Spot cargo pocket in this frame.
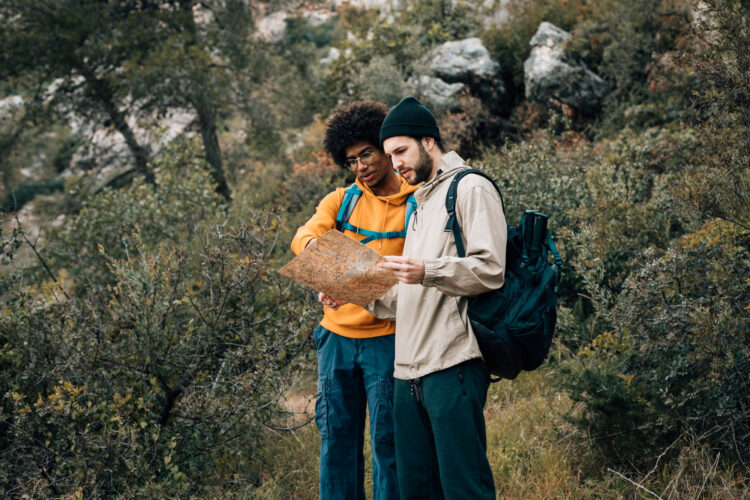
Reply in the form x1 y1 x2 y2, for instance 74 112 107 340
315 376 329 438
312 325 327 350
373 377 395 444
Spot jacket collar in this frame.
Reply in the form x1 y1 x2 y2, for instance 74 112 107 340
415 151 466 203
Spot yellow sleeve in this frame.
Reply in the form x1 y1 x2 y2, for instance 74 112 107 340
290 189 344 255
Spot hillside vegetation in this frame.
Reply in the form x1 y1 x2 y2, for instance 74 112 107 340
1 0 748 497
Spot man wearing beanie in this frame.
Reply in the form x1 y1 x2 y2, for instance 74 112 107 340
291 100 417 500
373 96 506 498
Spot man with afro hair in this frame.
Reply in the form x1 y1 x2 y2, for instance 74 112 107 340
291 100 417 500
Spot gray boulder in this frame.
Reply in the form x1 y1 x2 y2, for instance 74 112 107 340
319 47 341 67
0 95 24 127
428 37 505 106
255 11 288 43
407 75 466 110
524 22 608 116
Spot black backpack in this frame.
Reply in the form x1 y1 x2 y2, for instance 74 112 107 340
445 169 562 380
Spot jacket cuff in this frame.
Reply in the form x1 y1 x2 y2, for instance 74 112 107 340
422 259 440 287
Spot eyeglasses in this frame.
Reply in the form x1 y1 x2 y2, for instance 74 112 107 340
344 150 377 170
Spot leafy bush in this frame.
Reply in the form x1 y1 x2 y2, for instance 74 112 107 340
563 221 750 467
672 0 750 230
0 142 319 496
47 140 225 288
565 0 695 135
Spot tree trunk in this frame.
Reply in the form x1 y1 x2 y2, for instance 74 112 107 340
177 0 231 202
78 65 156 186
196 96 231 202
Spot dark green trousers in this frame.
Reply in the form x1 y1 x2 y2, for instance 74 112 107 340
393 358 495 500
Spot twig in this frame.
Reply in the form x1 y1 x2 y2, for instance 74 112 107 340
608 468 663 499
14 214 70 300
263 415 314 432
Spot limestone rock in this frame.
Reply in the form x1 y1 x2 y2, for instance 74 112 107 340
319 47 341 67
529 21 572 48
68 107 196 190
407 75 465 110
0 95 24 126
255 10 288 43
427 37 504 105
524 22 608 116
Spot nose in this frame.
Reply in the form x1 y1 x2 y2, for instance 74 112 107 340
389 155 403 169
351 158 369 172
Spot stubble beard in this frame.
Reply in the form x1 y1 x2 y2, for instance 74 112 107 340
407 142 434 185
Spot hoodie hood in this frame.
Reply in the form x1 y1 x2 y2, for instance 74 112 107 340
354 173 418 206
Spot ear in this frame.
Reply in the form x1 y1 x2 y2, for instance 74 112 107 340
420 136 435 151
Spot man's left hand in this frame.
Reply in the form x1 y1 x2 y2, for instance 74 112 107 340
378 256 425 284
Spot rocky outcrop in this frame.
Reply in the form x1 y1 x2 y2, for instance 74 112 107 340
67 107 195 189
331 0 404 12
524 22 608 116
319 46 341 67
255 10 289 43
0 95 24 127
407 75 465 110
427 37 505 106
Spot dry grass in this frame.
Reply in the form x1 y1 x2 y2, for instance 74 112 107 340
245 365 749 499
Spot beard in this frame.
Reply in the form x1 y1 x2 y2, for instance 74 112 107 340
408 141 434 185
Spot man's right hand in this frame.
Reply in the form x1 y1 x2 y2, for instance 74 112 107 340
319 292 345 310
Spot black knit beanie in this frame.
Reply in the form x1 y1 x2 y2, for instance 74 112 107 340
379 96 441 145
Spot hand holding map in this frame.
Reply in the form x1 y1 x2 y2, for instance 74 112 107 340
278 230 398 307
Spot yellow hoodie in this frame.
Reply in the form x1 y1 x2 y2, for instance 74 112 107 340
291 176 418 338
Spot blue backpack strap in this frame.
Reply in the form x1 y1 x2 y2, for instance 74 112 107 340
404 194 417 231
335 183 362 231
337 223 406 244
337 184 417 244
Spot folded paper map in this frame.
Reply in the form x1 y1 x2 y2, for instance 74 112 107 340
278 230 398 307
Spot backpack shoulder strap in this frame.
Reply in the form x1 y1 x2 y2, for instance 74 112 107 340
444 169 504 258
335 183 362 231
404 194 417 231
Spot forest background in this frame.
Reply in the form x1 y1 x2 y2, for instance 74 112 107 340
0 0 748 498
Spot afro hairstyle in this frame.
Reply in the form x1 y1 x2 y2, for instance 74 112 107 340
324 100 389 168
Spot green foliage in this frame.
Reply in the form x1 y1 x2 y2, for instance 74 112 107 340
48 140 225 288
672 0 750 230
0 178 64 213
476 127 693 317
1 223 317 496
284 15 340 49
563 222 750 467
398 0 480 48
566 0 695 135
0 143 319 496
349 55 410 106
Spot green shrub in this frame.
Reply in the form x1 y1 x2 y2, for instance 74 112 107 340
563 221 750 467
1 217 317 496
0 177 64 212
0 139 321 495
47 140 225 289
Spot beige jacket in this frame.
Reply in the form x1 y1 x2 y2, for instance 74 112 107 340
369 152 507 380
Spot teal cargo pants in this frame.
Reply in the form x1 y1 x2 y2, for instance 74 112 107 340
393 358 495 500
